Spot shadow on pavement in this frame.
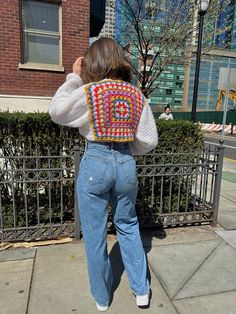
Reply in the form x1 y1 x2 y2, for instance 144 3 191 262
108 227 167 306
109 241 124 296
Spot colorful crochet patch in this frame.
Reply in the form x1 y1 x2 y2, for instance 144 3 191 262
85 80 145 142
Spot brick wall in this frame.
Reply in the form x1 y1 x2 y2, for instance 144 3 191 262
0 0 90 97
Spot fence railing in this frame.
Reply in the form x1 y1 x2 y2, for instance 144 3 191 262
133 144 224 228
0 152 75 242
0 143 224 242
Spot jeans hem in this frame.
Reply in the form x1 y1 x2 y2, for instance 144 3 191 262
95 301 110 307
132 288 150 296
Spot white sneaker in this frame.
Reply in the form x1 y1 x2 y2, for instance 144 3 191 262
136 294 149 306
96 303 109 311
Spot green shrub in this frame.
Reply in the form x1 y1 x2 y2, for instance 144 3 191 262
0 112 204 154
0 111 83 155
156 119 204 152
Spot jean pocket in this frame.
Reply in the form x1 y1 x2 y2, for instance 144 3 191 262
80 155 107 185
121 157 138 185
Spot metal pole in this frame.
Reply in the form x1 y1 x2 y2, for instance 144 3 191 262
221 58 231 143
212 143 224 226
191 12 205 122
74 139 81 240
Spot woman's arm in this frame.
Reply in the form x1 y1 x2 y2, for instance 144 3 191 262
48 73 88 127
49 57 88 127
129 101 158 155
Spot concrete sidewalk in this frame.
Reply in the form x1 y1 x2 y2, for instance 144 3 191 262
218 159 236 230
0 159 235 314
1 225 236 314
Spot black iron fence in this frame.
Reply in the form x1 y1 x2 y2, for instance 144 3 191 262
0 151 75 242
0 143 224 242
134 145 224 228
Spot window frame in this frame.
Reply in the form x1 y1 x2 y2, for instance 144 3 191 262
19 0 64 72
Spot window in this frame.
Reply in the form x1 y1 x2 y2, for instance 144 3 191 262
166 89 172 95
176 82 183 88
21 0 61 67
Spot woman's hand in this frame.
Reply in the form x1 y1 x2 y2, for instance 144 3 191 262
73 57 84 76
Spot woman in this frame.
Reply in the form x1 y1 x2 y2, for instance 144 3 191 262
49 37 158 311
159 105 174 120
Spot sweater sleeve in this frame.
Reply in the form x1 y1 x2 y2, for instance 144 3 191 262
48 73 88 127
129 101 158 155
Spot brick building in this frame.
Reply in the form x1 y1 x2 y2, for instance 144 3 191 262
0 0 102 112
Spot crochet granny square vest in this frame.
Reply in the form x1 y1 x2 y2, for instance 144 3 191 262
84 80 146 142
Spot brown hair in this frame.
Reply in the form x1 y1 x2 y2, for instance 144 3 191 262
83 37 133 83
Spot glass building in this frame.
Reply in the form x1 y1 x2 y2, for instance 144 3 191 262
186 52 236 111
115 1 185 111
214 1 234 49
185 0 236 111
149 65 184 110
183 0 236 111
115 0 236 111
231 2 236 49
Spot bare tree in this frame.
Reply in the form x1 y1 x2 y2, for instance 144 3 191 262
108 0 231 97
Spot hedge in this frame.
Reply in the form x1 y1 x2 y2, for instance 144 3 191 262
0 112 204 154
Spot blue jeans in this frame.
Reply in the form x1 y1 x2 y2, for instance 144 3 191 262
76 141 149 306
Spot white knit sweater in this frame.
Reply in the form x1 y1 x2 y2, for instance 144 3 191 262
49 73 158 155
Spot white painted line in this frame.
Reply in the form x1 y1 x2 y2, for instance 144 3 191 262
223 145 236 150
205 141 236 150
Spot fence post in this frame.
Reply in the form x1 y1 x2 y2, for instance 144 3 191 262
212 143 225 226
74 139 81 240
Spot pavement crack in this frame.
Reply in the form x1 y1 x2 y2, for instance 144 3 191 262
26 248 37 314
220 195 236 203
173 288 236 301
148 262 180 314
172 241 222 300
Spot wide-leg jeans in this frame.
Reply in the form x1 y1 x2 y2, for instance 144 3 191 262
76 142 149 306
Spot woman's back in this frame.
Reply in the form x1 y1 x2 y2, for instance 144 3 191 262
84 79 145 142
